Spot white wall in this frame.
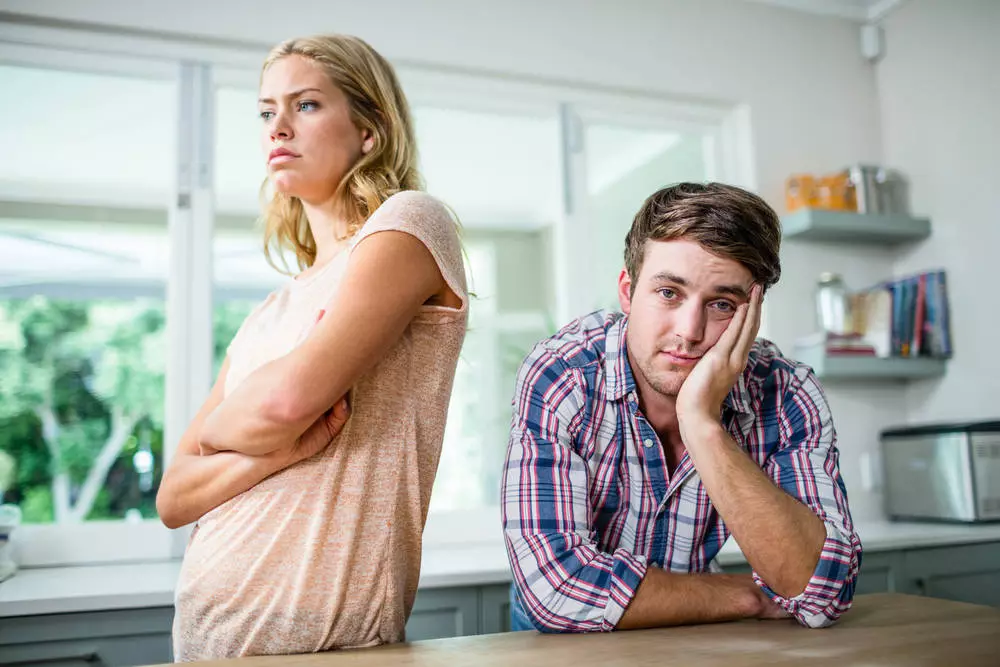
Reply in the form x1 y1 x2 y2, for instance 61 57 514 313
1 0 900 520
877 0 1000 423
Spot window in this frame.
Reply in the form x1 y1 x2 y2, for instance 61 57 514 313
585 122 716 310
0 29 749 562
414 106 560 514
0 65 175 530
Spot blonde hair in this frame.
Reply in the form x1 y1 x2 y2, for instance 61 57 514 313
260 34 423 272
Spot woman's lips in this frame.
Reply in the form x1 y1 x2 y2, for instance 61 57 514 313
268 153 298 165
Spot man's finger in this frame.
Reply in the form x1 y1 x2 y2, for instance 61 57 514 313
715 300 749 357
732 284 763 365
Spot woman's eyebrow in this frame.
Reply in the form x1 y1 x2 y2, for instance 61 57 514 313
258 87 323 104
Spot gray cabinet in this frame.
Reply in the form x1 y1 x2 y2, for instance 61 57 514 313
2 540 997 665
721 542 1000 602
902 542 1000 606
405 587 479 641
405 583 514 641
855 550 908 595
479 584 512 634
0 607 173 667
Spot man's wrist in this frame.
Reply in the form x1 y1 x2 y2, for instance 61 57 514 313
727 573 767 619
678 412 725 446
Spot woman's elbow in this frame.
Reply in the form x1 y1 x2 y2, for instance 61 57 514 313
257 381 316 427
155 485 191 530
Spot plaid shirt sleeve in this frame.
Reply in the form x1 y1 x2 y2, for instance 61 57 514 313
501 345 647 632
756 366 863 628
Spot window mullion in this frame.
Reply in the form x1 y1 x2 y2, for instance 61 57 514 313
165 62 215 465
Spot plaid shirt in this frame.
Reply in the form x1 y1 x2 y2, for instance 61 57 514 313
501 311 861 631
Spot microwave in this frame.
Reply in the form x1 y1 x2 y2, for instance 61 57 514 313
880 420 1000 523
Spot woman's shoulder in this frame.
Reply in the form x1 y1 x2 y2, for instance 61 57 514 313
367 190 457 235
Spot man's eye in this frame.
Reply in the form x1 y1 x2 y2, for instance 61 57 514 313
712 301 735 313
658 288 676 299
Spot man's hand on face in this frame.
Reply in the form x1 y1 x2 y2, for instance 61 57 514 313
676 284 762 429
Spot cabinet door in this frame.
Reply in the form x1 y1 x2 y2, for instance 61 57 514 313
903 542 1000 607
406 587 479 641
855 551 906 595
0 607 174 667
479 584 513 635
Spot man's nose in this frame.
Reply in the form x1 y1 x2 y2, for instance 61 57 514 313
673 301 706 345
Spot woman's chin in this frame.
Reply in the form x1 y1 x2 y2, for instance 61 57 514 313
270 175 301 197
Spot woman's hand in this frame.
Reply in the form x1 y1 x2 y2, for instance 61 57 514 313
274 396 351 469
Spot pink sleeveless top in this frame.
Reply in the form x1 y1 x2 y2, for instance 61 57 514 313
173 191 468 659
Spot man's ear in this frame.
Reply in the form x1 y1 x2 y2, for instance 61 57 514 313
617 269 633 315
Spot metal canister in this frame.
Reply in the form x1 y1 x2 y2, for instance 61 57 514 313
847 165 882 213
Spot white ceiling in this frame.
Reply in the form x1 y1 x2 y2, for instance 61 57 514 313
739 0 905 22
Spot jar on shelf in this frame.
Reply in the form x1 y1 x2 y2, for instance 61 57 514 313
816 272 849 335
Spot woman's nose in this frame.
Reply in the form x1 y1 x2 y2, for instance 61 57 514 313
270 111 293 142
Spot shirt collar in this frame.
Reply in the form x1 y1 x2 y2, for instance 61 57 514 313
605 316 635 401
606 314 756 415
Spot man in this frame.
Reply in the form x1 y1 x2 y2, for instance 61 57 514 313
501 182 860 632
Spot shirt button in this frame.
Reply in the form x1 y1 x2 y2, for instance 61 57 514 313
643 438 654 448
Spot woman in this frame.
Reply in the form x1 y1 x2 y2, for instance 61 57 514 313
156 34 468 659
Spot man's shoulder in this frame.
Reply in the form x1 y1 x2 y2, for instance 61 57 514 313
514 310 622 396
744 337 825 408
525 310 622 370
511 311 622 424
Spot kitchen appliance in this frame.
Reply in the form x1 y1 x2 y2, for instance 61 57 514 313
880 420 1000 523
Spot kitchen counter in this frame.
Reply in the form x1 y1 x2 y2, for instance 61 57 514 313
3 519 1000 618
145 594 1000 667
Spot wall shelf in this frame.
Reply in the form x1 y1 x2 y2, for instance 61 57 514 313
794 347 947 381
782 208 931 244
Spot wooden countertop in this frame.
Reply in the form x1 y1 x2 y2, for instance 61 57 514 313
158 594 1000 666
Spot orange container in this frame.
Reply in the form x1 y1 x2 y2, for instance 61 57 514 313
816 172 857 211
785 174 818 213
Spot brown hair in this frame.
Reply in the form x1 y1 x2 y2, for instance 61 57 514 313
624 182 782 291
260 34 423 272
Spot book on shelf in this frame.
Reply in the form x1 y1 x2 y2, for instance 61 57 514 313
795 331 877 356
849 269 952 358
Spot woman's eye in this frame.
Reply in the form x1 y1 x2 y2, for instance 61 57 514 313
298 101 318 112
259 110 274 121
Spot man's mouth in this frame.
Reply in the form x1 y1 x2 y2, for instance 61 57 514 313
660 350 701 366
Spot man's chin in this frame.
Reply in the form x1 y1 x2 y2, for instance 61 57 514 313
648 369 689 397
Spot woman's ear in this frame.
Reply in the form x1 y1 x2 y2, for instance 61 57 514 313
361 129 375 155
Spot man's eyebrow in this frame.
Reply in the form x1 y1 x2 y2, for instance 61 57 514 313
258 87 323 104
650 271 749 300
651 271 687 286
713 284 750 300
